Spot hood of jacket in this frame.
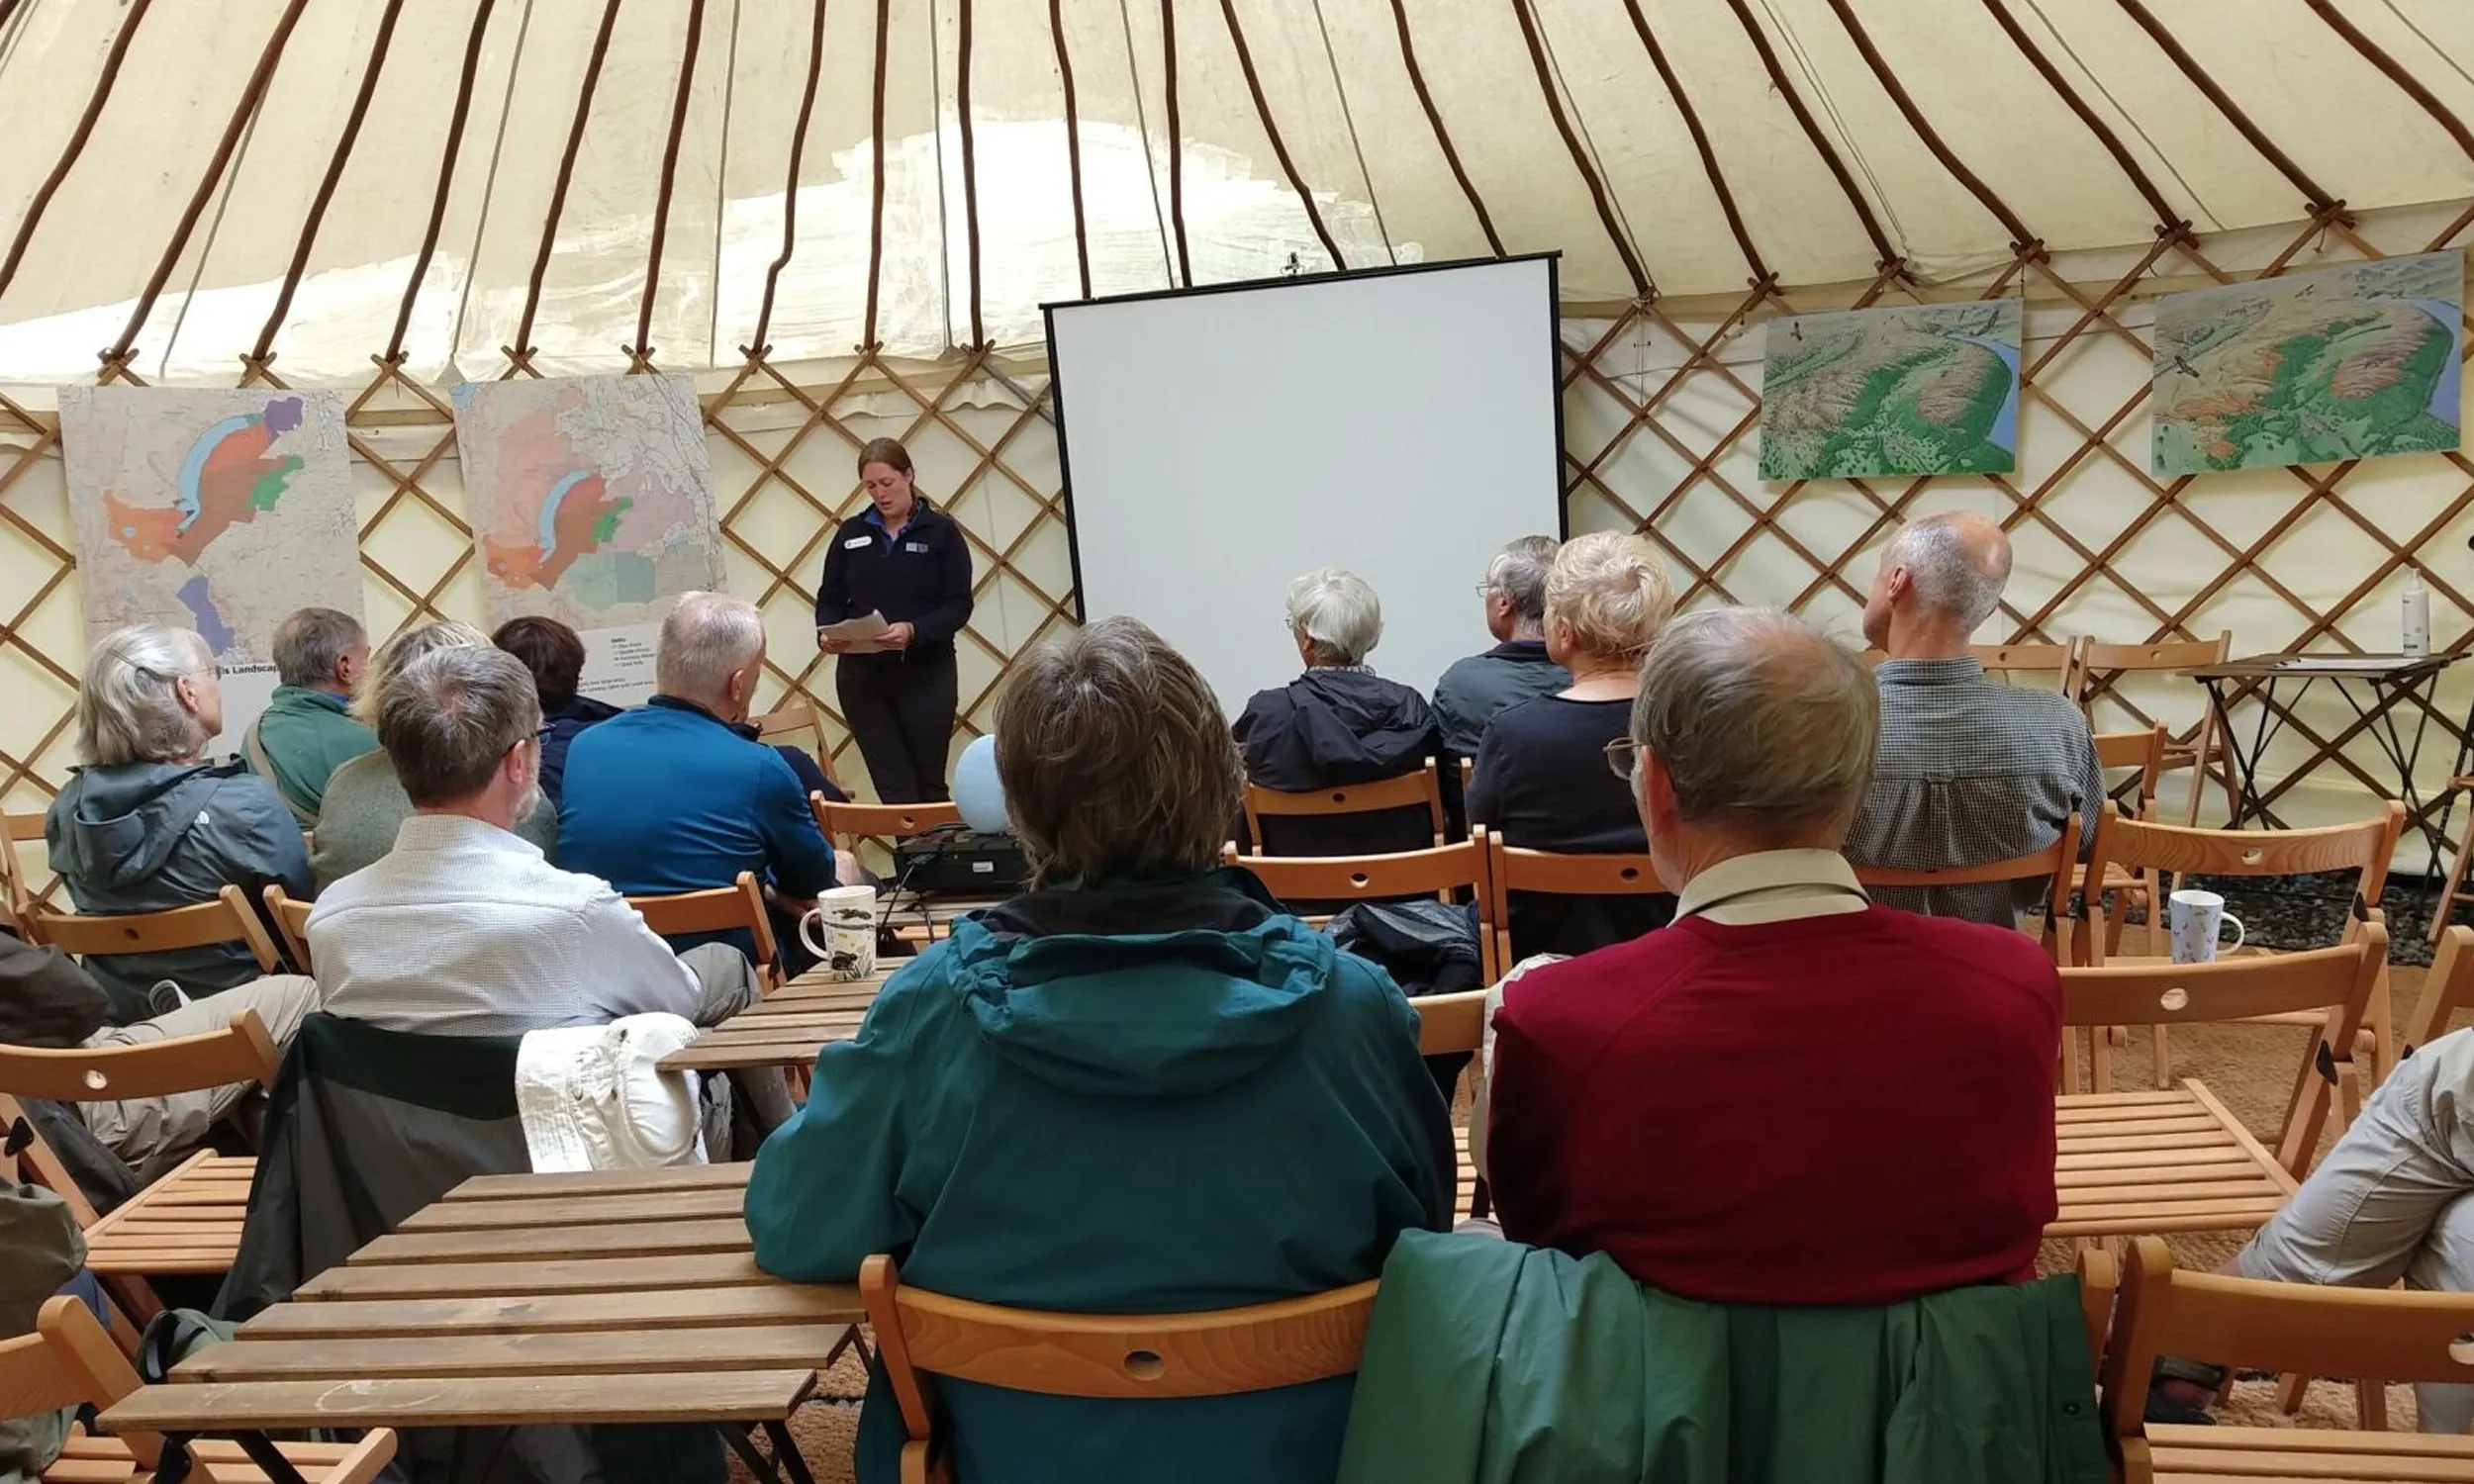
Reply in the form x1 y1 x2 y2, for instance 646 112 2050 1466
48 761 235 892
1241 669 1438 788
951 870 1337 1098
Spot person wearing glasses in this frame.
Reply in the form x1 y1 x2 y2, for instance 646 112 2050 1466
1467 532 1677 959
1482 608 2058 1305
311 644 757 1038
311 621 561 891
1432 535 1570 761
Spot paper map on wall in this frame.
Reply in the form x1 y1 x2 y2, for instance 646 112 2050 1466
1757 298 2021 481
2151 251 2462 476
453 374 724 702
60 386 362 744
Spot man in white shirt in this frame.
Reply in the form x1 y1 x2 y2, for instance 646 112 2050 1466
309 645 762 1038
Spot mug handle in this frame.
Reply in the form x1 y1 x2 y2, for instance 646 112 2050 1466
2219 911 2244 954
797 909 830 963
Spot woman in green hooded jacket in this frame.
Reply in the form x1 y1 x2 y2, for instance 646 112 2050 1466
745 616 1454 1484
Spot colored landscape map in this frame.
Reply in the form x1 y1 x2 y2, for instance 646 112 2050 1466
1758 298 2021 482
453 374 723 632
2152 251 2463 477
61 386 361 665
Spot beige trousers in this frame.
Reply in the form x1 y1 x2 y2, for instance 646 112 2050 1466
76 974 321 1174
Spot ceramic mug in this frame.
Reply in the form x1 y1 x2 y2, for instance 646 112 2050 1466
2167 888 2245 965
799 884 879 981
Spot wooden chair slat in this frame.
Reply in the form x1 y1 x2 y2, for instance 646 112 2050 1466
1242 760 1448 854
100 1371 818 1431
31 883 281 973
626 872 780 984
0 1009 279 1102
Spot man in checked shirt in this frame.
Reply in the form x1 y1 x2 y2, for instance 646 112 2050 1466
1843 511 2104 929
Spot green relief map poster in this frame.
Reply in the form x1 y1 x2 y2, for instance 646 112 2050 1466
2151 251 2462 477
1756 298 2021 483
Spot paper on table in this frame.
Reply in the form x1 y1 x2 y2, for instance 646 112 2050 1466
818 610 895 655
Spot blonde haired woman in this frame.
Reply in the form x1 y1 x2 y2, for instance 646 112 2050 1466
1467 531 1676 958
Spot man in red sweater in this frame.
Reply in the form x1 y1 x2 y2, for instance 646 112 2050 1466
1486 607 2059 1305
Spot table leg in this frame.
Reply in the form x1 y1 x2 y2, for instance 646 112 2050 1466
236 1430 319 1484
2205 677 2289 830
764 1419 818 1484
719 1423 806 1484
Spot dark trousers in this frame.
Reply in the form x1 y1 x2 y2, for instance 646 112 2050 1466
837 648 959 803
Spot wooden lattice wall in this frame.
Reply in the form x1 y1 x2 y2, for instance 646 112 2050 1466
4 203 2473 903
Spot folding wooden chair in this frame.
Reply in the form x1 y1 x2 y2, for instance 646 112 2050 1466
2100 1235 2474 1471
26 883 283 979
1971 638 2082 692
861 1253 1376 1484
2069 632 2236 827
261 884 314 976
2 1294 396 1484
2081 801 2405 1086
810 794 963 857
2406 925 2474 1056
627 871 783 988
1412 986 1488 1216
1242 759 1448 854
1 806 44 933
2047 925 2383 1266
0 1007 281 1332
1227 834 1496 981
1852 815 2080 966
2091 726 2169 961
754 698 844 791
1481 837 1667 975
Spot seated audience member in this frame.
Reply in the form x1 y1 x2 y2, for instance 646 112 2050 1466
312 621 558 890
310 646 763 1037
46 625 313 1021
1233 568 1444 857
244 606 376 820
492 616 618 807
746 617 1452 1484
559 593 839 957
1 905 314 1180
2175 1022 2474 1432
1433 536 1569 759
497 612 849 810
1487 608 2059 1305
1844 511 2102 927
1468 532 1675 957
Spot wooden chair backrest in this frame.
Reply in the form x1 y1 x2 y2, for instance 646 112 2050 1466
2079 802 2402 964
1229 835 1496 980
1414 988 1487 1056
862 1253 1375 1411
2077 1247 2118 1372
0 1298 158 1466
2100 1234 2474 1442
1852 815 2080 956
811 794 963 854
0 1006 280 1102
1242 760 1446 852
1483 838 1666 978
2059 926 2382 1033
0 1091 102 1231
0 808 42 929
626 872 780 981
2072 632 2233 709
1972 639 2080 690
2093 725 2168 819
28 883 281 974
263 883 314 974
754 701 841 789
2407 924 2474 1054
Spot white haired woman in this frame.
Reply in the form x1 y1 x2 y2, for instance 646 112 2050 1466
1468 532 1677 958
1231 568 1444 857
310 620 560 890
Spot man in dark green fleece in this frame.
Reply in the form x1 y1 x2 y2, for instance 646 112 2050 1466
244 606 376 821
746 617 1452 1484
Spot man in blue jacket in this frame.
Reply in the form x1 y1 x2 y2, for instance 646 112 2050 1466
558 593 838 966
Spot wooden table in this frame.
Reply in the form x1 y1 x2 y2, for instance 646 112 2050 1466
97 1163 856 1484
662 969 893 1072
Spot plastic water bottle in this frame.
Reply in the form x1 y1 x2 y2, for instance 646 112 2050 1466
2403 571 2431 658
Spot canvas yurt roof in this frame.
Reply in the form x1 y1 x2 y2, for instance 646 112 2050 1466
0 0 2469 382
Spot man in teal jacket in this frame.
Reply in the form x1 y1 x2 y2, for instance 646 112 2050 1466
745 618 1452 1484
245 606 376 820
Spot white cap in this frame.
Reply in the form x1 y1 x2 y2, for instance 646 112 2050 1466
516 1013 708 1174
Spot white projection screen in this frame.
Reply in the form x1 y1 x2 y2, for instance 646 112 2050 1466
1047 256 1566 718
